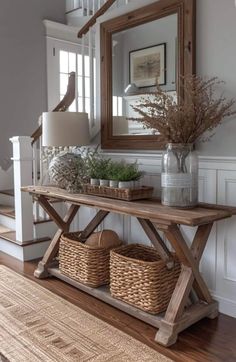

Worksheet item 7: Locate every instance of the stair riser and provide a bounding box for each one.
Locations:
[23,240,51,261]
[34,221,57,239]
[0,237,51,261]
[0,194,14,207]
[0,215,15,230]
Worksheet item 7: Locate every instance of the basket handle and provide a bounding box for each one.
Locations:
[98,230,104,247]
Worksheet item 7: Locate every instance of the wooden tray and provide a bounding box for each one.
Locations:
[83,184,153,201]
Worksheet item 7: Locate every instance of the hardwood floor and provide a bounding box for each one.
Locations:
[0,252,235,362]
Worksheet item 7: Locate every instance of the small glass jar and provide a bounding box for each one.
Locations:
[161,143,198,208]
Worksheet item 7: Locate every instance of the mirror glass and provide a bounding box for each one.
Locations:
[112,13,178,136]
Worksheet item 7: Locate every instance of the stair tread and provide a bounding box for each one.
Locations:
[0,189,14,197]
[0,224,13,234]
[0,204,54,224]
[0,204,15,218]
[34,217,53,224]
[0,232,51,246]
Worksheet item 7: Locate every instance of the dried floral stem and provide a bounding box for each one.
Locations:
[130,75,236,144]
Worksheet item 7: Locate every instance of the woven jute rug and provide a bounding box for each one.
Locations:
[0,266,172,362]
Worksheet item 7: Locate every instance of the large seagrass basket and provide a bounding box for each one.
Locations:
[59,231,122,288]
[110,244,181,314]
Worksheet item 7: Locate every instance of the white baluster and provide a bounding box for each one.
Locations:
[82,35,86,112]
[39,135,49,221]
[86,0,90,15]
[74,0,80,9]
[82,0,85,14]
[39,135,43,181]
[92,0,95,14]
[89,28,94,127]
[32,142,37,186]
[32,141,39,222]
[66,0,74,12]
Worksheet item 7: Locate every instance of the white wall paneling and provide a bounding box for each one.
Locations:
[216,170,236,316]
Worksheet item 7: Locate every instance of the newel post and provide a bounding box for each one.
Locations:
[10,136,34,242]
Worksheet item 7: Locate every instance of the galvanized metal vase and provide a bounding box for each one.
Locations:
[161,143,198,208]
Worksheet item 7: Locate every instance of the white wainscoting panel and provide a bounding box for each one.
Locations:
[182,169,218,291]
[216,170,236,316]
[103,212,125,240]
[78,206,97,231]
[129,217,151,246]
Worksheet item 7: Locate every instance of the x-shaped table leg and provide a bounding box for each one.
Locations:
[34,196,80,278]
[137,218,173,267]
[154,222,218,346]
[34,196,109,279]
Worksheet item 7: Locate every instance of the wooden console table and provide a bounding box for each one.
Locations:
[22,185,235,347]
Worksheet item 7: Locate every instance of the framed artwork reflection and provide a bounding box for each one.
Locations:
[129,43,166,88]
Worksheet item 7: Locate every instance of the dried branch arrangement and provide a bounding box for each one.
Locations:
[130,75,236,144]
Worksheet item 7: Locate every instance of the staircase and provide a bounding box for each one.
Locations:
[0,188,58,261]
[0,0,131,261]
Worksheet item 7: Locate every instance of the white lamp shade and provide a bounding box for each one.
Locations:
[42,112,90,147]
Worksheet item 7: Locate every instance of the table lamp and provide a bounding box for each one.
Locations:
[42,111,90,147]
[42,111,90,191]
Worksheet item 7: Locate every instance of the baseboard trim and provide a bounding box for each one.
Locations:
[211,292,236,318]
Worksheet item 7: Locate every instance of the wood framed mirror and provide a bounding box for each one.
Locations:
[100,0,196,150]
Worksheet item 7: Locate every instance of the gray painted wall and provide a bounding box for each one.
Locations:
[0,0,65,170]
[196,0,236,156]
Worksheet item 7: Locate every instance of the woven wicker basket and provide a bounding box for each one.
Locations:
[83,184,153,201]
[59,231,122,288]
[110,244,181,314]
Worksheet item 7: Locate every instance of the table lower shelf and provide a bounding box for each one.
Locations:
[48,267,165,328]
[48,267,218,334]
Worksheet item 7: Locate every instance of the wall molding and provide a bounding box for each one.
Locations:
[43,20,82,44]
[102,151,236,170]
[211,292,236,318]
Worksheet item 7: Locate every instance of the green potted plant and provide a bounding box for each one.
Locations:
[83,147,111,186]
[89,159,101,185]
[107,161,123,188]
[117,161,142,189]
[95,158,111,186]
[84,147,101,186]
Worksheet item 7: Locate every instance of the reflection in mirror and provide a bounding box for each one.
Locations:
[112,13,178,136]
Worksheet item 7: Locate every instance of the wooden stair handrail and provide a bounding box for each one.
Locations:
[77,0,117,38]
[31,72,76,145]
